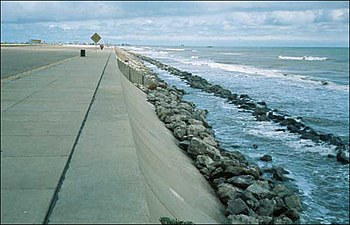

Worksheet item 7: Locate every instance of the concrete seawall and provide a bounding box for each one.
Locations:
[116,48,156,87]
[115,49,227,223]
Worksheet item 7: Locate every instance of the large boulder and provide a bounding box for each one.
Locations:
[186,124,207,137]
[166,120,187,131]
[336,149,350,164]
[173,125,187,140]
[217,183,242,204]
[227,175,256,189]
[246,183,271,199]
[201,134,218,147]
[195,155,214,168]
[271,185,292,198]
[260,154,272,162]
[256,198,276,216]
[223,166,246,178]
[187,137,221,159]
[240,191,260,210]
[284,195,302,211]
[242,166,261,179]
[228,214,259,224]
[226,198,249,215]
[178,102,194,112]
[273,216,293,224]
[178,140,190,151]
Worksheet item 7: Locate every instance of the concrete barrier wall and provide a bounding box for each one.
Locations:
[117,59,147,85]
[115,48,154,87]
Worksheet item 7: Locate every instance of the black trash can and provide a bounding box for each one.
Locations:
[80,49,86,57]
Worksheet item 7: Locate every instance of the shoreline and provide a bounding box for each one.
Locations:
[132,52,350,165]
[116,47,303,224]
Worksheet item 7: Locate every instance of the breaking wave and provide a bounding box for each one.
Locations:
[279,56,327,61]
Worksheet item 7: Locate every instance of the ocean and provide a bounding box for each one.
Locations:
[125,46,349,224]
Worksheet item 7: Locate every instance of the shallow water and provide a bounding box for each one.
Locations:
[127,46,349,224]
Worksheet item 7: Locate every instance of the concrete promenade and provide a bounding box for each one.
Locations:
[1,47,226,224]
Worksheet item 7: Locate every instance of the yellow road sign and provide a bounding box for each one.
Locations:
[91,33,101,43]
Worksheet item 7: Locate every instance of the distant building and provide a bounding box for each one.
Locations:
[30,39,42,44]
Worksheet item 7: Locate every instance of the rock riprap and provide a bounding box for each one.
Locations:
[117,49,304,224]
[132,52,349,165]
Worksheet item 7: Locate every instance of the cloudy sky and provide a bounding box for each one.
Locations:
[1,1,349,47]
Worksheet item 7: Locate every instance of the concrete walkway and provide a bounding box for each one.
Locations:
[1,49,119,223]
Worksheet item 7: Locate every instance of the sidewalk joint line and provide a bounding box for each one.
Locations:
[42,51,112,224]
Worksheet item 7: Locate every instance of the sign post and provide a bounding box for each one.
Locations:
[90,32,101,54]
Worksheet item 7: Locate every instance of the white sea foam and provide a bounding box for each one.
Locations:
[176,58,349,92]
[191,56,199,59]
[165,48,186,51]
[278,56,327,61]
[218,52,243,56]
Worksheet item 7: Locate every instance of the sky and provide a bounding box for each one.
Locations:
[1,1,349,47]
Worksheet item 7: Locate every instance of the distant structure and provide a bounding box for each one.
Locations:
[30,39,42,44]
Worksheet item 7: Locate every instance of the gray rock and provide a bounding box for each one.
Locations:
[187,118,203,125]
[226,198,249,215]
[227,175,255,189]
[337,149,350,164]
[201,135,218,147]
[228,214,259,224]
[166,120,187,131]
[178,140,190,151]
[224,166,245,178]
[240,191,260,210]
[246,183,271,199]
[260,154,272,162]
[257,198,276,216]
[273,216,293,224]
[284,195,302,211]
[222,151,246,163]
[284,209,300,222]
[212,177,226,188]
[273,197,288,217]
[178,102,194,112]
[242,166,261,179]
[273,170,288,181]
[199,167,211,178]
[257,216,273,224]
[187,124,207,137]
[157,107,174,121]
[173,125,187,140]
[272,185,292,198]
[217,183,242,204]
[211,167,224,179]
[187,137,221,159]
[222,159,241,169]
[195,155,214,168]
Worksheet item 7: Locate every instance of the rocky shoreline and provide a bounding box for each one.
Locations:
[132,53,349,165]
[117,49,304,224]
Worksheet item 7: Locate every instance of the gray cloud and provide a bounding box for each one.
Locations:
[1,1,348,46]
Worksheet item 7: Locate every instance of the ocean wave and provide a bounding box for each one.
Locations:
[177,59,348,92]
[165,48,186,51]
[218,52,243,56]
[278,56,327,61]
[191,56,199,59]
